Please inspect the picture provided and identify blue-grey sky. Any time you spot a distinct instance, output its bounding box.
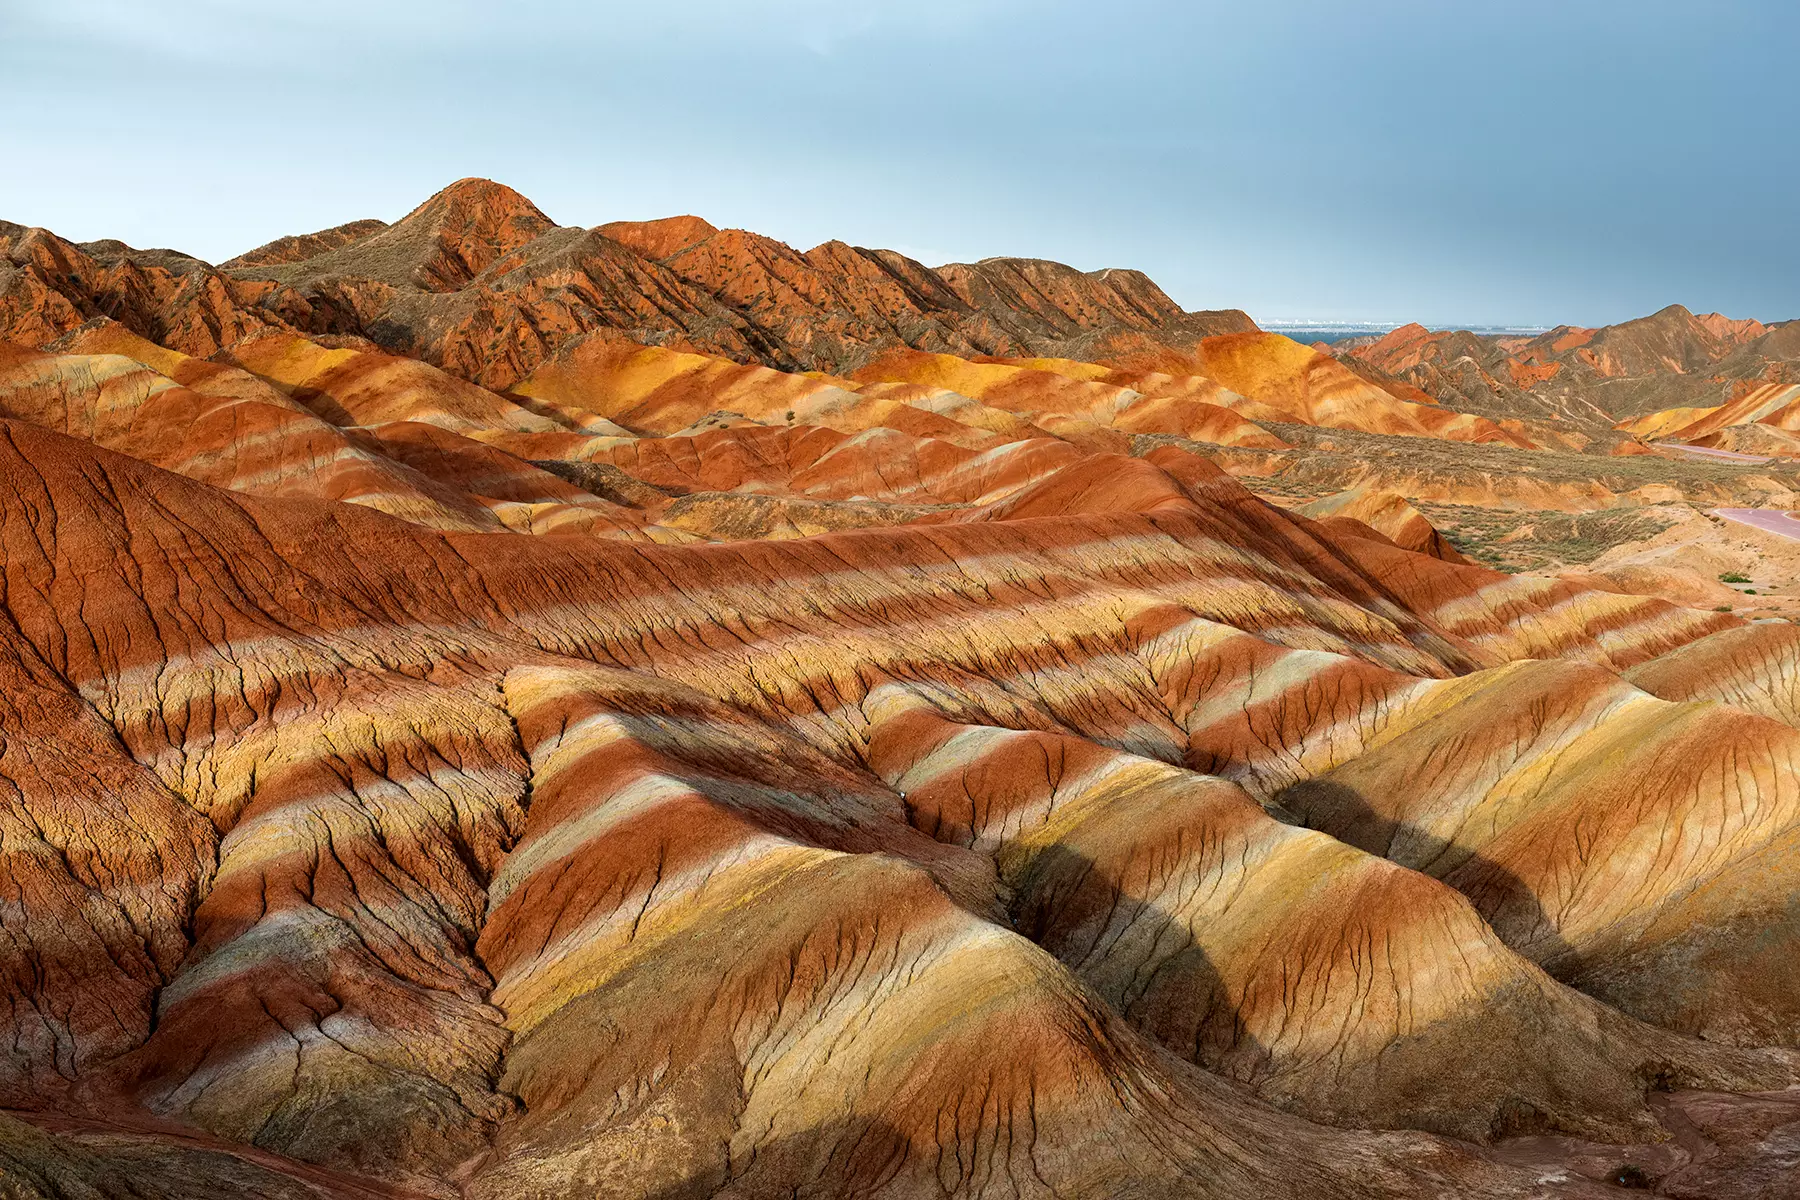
[3,0,1795,327]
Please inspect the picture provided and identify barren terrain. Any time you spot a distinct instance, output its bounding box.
[0,180,1795,1197]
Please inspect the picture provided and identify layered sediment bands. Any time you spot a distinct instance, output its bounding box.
[482,845,1421,1200]
[0,431,532,1187]
[0,340,506,531]
[89,671,528,1191]
[1184,333,1539,446]
[1269,658,1800,1045]
[590,423,1097,509]
[346,421,653,538]
[1314,527,1735,667]
[509,334,852,435]
[218,331,563,435]
[14,176,1800,1195]
[0,1109,409,1199]
[864,696,1794,1143]
[847,343,1516,451]
[0,635,214,1108]
[1294,487,1471,564]
[4,204,1800,1193]
[1616,381,1800,443]
[479,664,1000,1013]
[0,412,1728,1191]
[469,673,1584,1200]
[1623,621,1800,725]
[15,309,1642,559]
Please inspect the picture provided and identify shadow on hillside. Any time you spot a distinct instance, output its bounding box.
[627,1117,922,1200]
[627,1109,1266,1200]
[1007,840,1274,1085]
[1273,778,1584,979]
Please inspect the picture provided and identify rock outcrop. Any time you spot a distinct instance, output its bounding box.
[1337,306,1800,431]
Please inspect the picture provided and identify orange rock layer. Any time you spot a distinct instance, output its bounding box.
[0,181,1794,1198]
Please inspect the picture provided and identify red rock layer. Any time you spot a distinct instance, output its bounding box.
[3,179,1256,393]
[0,415,1706,1197]
[3,180,1798,1199]
[1340,306,1800,431]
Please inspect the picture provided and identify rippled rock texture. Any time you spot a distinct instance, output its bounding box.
[0,181,1795,1198]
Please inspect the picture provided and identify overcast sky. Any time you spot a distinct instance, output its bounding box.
[3,0,1795,327]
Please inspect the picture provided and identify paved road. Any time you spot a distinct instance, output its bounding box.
[1715,508,1800,540]
[1655,441,1773,465]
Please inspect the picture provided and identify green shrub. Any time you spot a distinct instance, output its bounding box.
[1721,572,1752,583]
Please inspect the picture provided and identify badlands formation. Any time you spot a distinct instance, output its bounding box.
[0,179,1798,1197]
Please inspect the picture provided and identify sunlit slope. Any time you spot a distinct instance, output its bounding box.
[0,417,1652,1197]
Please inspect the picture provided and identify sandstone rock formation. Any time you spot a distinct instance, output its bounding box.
[0,181,1797,1197]
[1336,307,1800,432]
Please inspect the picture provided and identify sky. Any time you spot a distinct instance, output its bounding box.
[2,0,1796,328]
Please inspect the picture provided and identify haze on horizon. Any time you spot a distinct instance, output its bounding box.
[3,0,1795,330]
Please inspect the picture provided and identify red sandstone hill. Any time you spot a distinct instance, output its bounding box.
[1339,304,1800,429]
[0,179,1254,393]
[0,182,1799,1197]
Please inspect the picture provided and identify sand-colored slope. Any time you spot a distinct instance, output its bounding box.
[871,337,1543,449]
[1616,382,1800,442]
[0,342,505,531]
[851,347,1289,449]
[1105,391,1291,446]
[1312,524,1734,667]
[851,347,1142,413]
[1295,486,1472,564]
[348,420,652,537]
[577,421,1090,508]
[865,695,1793,1144]
[1690,421,1800,457]
[510,332,855,434]
[1193,333,1540,446]
[1258,656,1800,1046]
[1624,621,1800,726]
[221,330,564,434]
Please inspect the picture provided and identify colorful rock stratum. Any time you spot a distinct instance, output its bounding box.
[0,179,1798,1198]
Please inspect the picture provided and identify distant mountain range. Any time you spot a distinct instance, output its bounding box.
[0,177,1253,390]
[6,177,1787,440]
[1328,307,1800,428]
